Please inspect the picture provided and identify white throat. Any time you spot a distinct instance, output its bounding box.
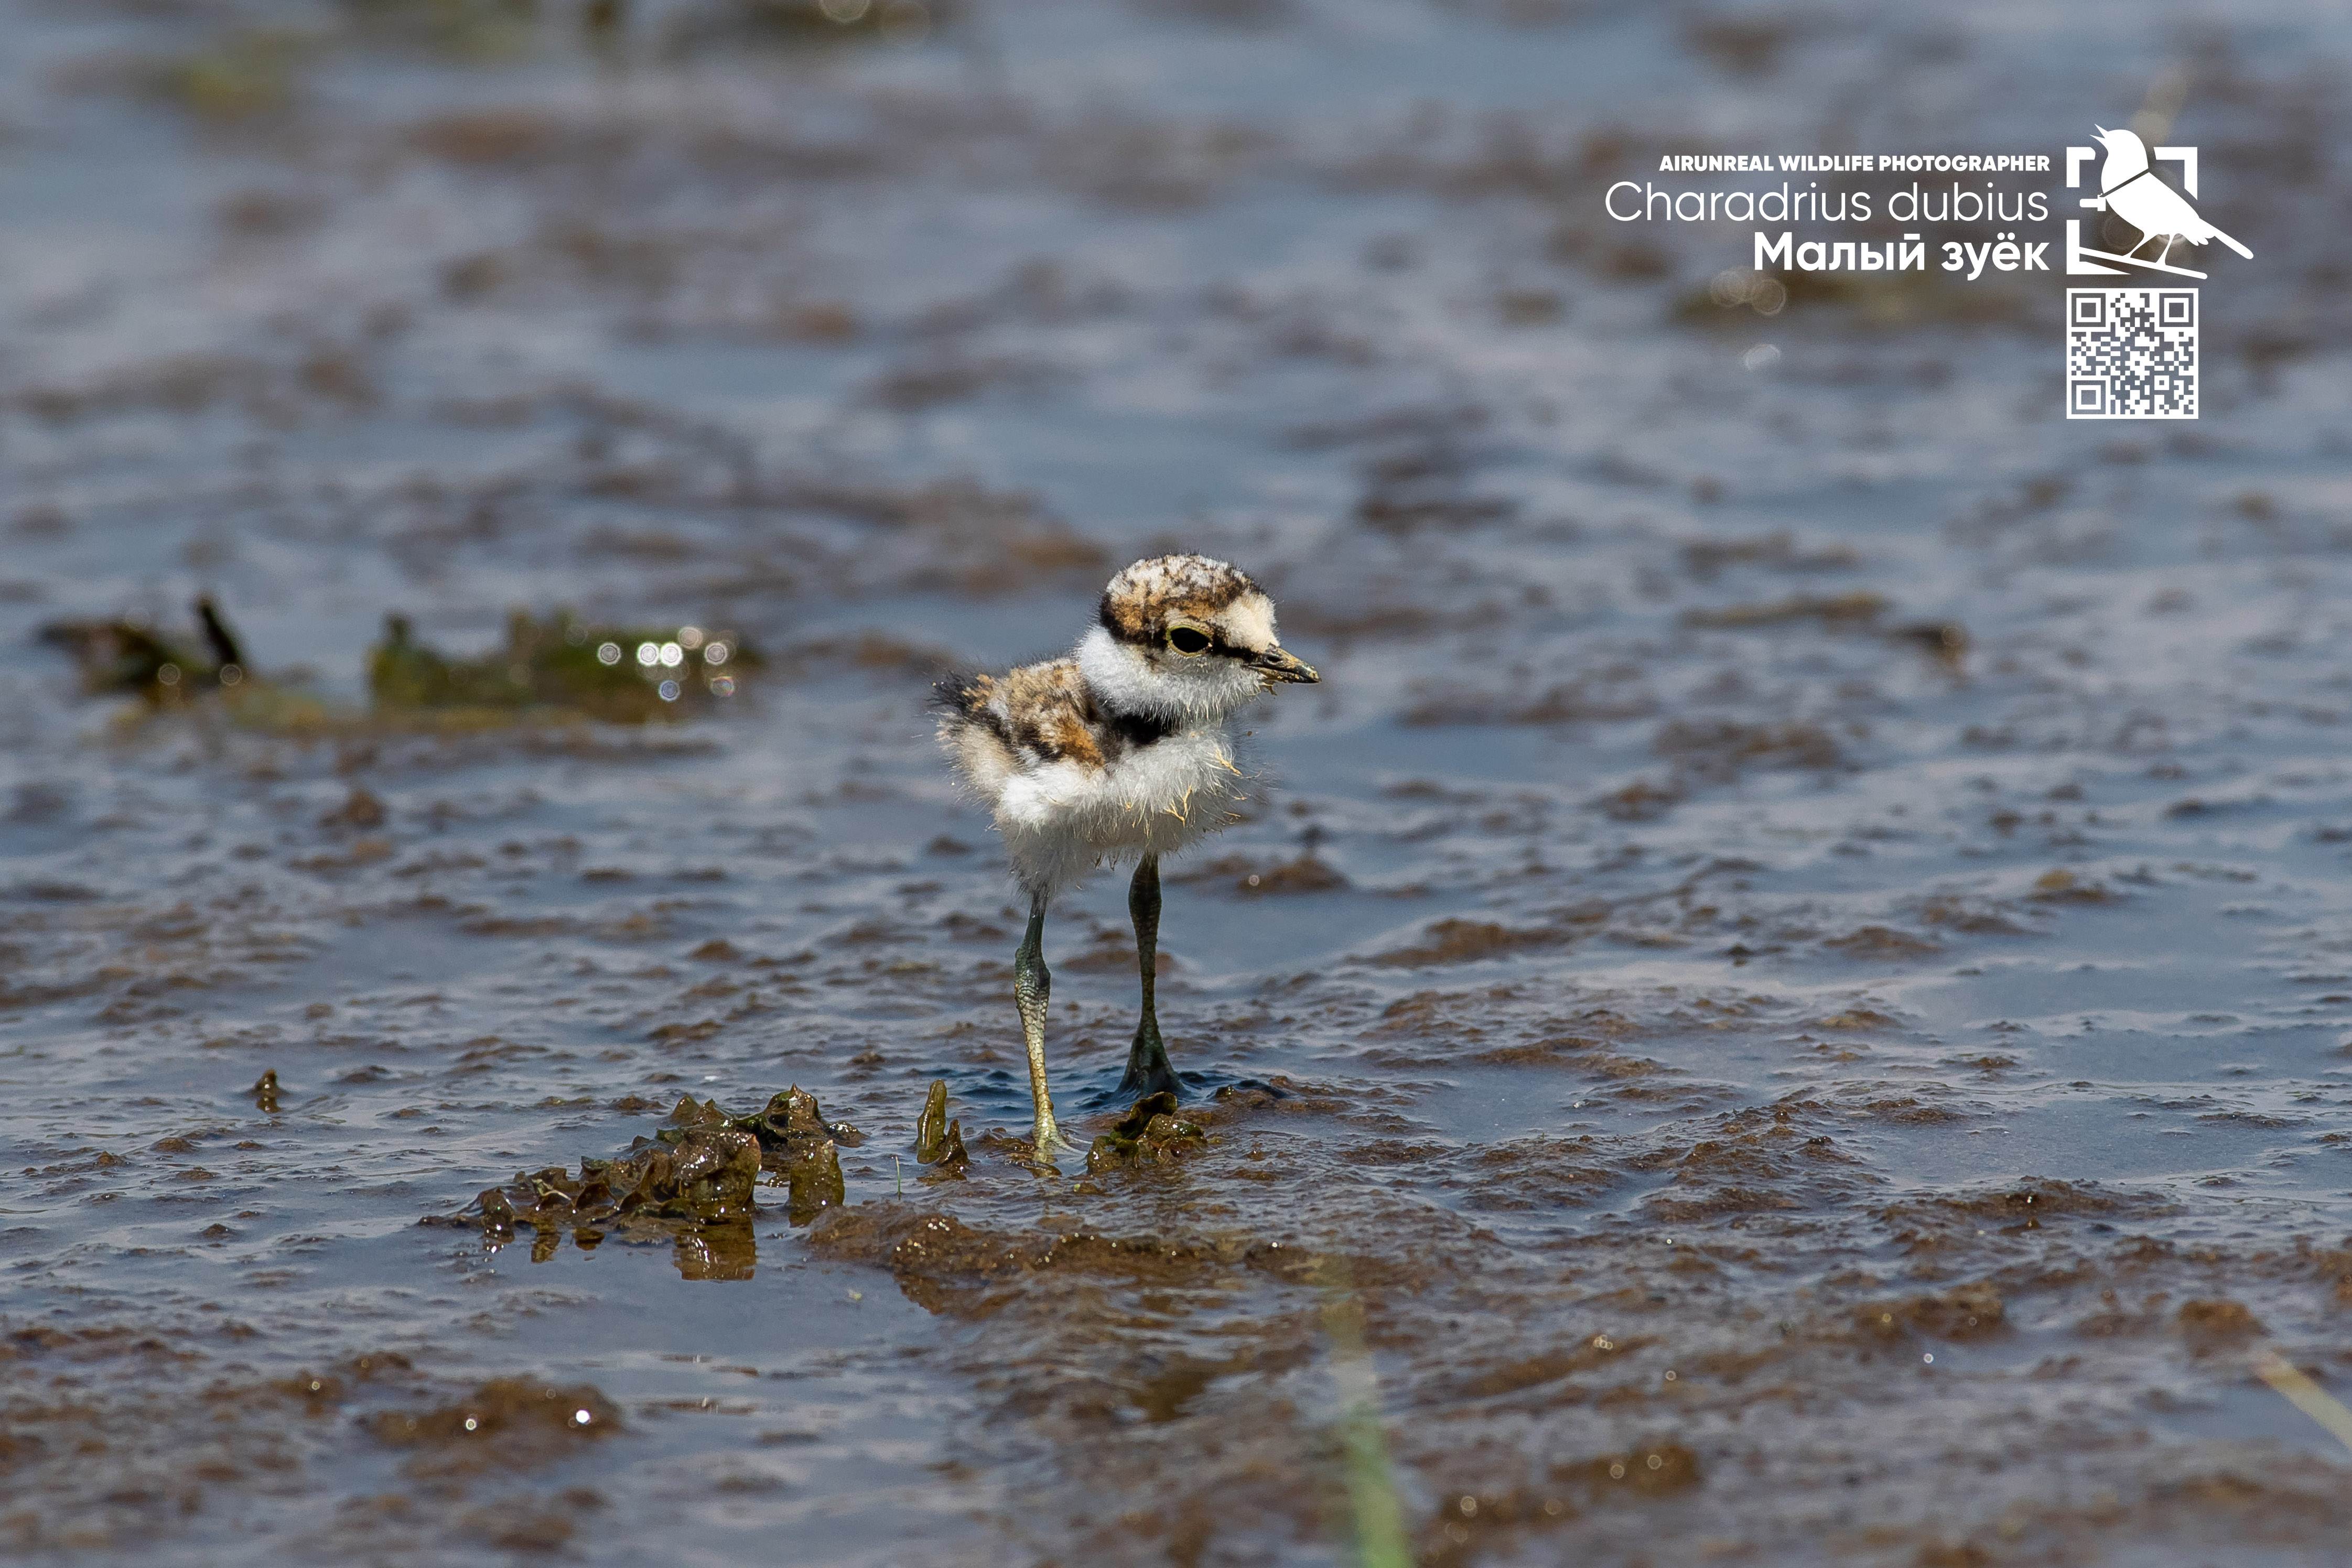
[1075,625,1262,728]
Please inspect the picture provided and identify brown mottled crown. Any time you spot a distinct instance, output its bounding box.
[1096,555,1261,646]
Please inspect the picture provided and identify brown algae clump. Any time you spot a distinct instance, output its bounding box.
[440,1083,864,1256]
[1086,1090,1206,1171]
[38,594,252,704]
[740,1086,857,1223]
[915,1079,969,1174]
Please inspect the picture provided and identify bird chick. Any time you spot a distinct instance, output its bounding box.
[934,554,1318,1163]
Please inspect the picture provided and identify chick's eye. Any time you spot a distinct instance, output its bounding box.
[1167,626,1211,656]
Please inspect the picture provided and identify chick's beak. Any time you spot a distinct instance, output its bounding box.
[1250,645,1319,685]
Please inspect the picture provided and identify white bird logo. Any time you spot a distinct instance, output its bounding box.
[2082,126,2252,269]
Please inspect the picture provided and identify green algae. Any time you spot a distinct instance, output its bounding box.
[38,600,760,732]
[369,609,759,723]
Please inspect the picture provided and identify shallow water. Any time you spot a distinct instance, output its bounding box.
[5,0,2352,1562]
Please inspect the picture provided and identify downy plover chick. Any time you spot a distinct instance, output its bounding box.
[934,554,1319,1163]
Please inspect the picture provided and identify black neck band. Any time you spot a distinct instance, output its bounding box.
[1105,708,1178,748]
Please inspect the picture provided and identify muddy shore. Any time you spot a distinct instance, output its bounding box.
[5,2,2352,1563]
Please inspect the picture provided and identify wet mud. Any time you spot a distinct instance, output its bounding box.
[6,0,2352,1563]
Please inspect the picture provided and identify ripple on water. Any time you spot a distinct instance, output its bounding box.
[6,0,2352,1562]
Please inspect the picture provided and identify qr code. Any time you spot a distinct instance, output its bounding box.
[2066,288,2196,418]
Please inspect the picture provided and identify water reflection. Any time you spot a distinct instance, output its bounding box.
[675,1221,759,1281]
[482,1212,760,1279]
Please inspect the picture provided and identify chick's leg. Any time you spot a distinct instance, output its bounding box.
[1015,897,1077,1162]
[1117,856,1182,1100]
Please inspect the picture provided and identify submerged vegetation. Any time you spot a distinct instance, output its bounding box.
[36,599,759,728]
[438,1085,868,1275]
[369,610,758,721]
[38,596,252,704]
